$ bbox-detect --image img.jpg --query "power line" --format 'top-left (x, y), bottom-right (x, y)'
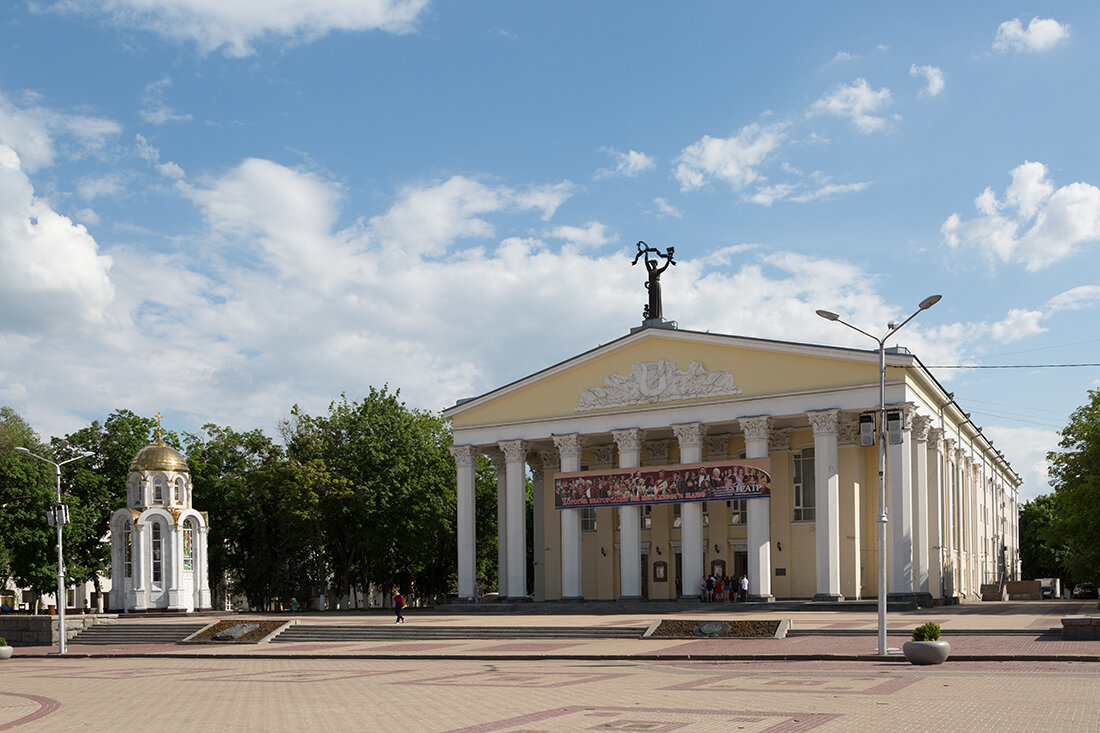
top-left (927, 363), bottom-right (1100, 369)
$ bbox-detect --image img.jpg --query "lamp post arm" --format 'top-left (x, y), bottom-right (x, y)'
top-left (830, 317), bottom-right (883, 346)
top-left (885, 306), bottom-right (927, 340)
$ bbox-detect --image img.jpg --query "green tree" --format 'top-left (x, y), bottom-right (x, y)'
top-left (1018, 494), bottom-right (1065, 581)
top-left (0, 407), bottom-right (54, 606)
top-left (1047, 388), bottom-right (1100, 585)
top-left (474, 454), bottom-right (499, 590)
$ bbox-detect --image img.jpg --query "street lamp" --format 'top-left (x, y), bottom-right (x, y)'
top-left (815, 294), bottom-right (941, 656)
top-left (15, 442), bottom-right (95, 655)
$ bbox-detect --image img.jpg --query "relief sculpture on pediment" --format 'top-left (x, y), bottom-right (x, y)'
top-left (576, 359), bottom-right (741, 411)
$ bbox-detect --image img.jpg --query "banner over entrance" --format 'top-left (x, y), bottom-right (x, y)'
top-left (554, 458), bottom-right (771, 510)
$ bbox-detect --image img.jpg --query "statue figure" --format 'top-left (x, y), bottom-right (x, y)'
top-left (631, 241), bottom-right (675, 321)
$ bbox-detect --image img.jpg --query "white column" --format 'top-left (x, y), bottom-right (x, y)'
top-left (808, 410), bottom-right (842, 601)
top-left (498, 440), bottom-right (528, 600)
top-left (739, 416), bottom-right (774, 601)
top-left (132, 522), bottom-right (147, 610)
top-left (927, 428), bottom-right (944, 600)
top-left (611, 428), bottom-right (644, 599)
top-left (553, 434), bottom-right (584, 600)
top-left (197, 524), bottom-right (211, 609)
top-left (671, 422), bottom-right (706, 600)
top-left (487, 448), bottom-right (508, 598)
top-left (911, 415), bottom-right (931, 598)
top-left (167, 522), bottom-right (184, 611)
top-left (887, 403), bottom-right (914, 598)
top-left (942, 438), bottom-right (956, 598)
top-left (449, 445), bottom-right (477, 601)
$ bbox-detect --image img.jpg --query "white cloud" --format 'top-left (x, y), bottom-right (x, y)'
top-left (650, 197), bottom-right (682, 218)
top-left (1046, 285), bottom-right (1100, 312)
top-left (135, 134), bottom-right (187, 179)
top-left (993, 17), bottom-right (1069, 54)
top-left (0, 91), bottom-right (121, 172)
top-left (595, 148), bottom-right (656, 180)
top-left (943, 161), bottom-right (1100, 271)
top-left (139, 77), bottom-right (192, 125)
top-left (77, 173), bottom-right (127, 200)
top-left (547, 221), bottom-right (613, 249)
top-left (831, 51), bottom-right (857, 63)
top-left (0, 145), bottom-right (115, 333)
top-left (55, 0), bottom-right (432, 56)
top-left (675, 123), bottom-right (785, 191)
top-left (990, 308), bottom-right (1046, 343)
top-left (909, 64), bottom-right (945, 97)
top-left (809, 78), bottom-right (893, 133)
top-left (749, 178), bottom-right (869, 206)
top-left (982, 426), bottom-right (1058, 501)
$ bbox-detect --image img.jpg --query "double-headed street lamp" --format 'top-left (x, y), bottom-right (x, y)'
top-left (815, 294), bottom-right (941, 656)
top-left (15, 442), bottom-right (94, 655)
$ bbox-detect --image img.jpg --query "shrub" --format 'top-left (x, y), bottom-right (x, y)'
top-left (0, 636), bottom-right (7, 647)
top-left (911, 622), bottom-right (941, 642)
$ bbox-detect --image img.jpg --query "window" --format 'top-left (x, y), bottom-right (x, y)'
top-left (151, 522), bottom-right (163, 584)
top-left (581, 507), bottom-right (597, 533)
top-left (702, 502), bottom-right (709, 527)
top-left (672, 504), bottom-right (681, 528)
top-left (641, 505), bottom-right (652, 530)
top-left (793, 447), bottom-right (816, 521)
top-left (183, 521), bottom-right (194, 571)
top-left (123, 523), bottom-right (132, 578)
top-left (729, 499), bottom-right (747, 525)
top-left (153, 477), bottom-right (163, 504)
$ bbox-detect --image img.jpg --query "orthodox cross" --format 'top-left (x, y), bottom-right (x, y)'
top-left (631, 241), bottom-right (675, 321)
top-left (154, 411), bottom-right (163, 442)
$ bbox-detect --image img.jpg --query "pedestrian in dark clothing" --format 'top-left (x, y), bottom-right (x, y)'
top-left (394, 592), bottom-right (406, 623)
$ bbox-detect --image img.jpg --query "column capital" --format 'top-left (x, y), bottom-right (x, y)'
top-left (485, 447), bottom-right (506, 474)
top-left (552, 433), bottom-right (583, 460)
top-left (611, 428), bottom-right (645, 453)
top-left (643, 438), bottom-right (671, 463)
top-left (498, 439), bottom-right (526, 463)
top-left (448, 444), bottom-right (477, 468)
top-left (671, 422), bottom-right (707, 450)
top-left (943, 436), bottom-right (956, 454)
top-left (768, 428), bottom-right (791, 453)
top-left (738, 415), bottom-right (772, 442)
top-left (703, 433), bottom-right (731, 459)
top-left (535, 448), bottom-right (560, 472)
top-left (927, 426), bottom-right (944, 449)
top-left (887, 401), bottom-right (917, 431)
top-left (807, 409), bottom-right (840, 436)
top-left (837, 418), bottom-right (860, 446)
top-left (911, 414), bottom-right (932, 442)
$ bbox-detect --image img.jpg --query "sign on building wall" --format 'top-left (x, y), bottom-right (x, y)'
top-left (554, 458), bottom-right (771, 509)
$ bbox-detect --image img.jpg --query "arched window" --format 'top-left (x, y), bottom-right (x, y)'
top-left (151, 522), bottom-right (163, 584)
top-left (174, 478), bottom-right (186, 506)
top-left (153, 477), bottom-right (163, 504)
top-left (123, 522), bottom-right (133, 578)
top-left (183, 520), bottom-right (194, 571)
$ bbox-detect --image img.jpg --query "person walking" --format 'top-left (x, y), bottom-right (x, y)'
top-left (739, 574), bottom-right (749, 603)
top-left (393, 591), bottom-right (406, 623)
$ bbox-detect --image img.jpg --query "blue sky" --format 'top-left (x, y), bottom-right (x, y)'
top-left (2, 2), bottom-right (1098, 501)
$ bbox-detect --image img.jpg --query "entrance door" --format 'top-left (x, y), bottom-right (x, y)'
top-left (675, 553), bottom-right (683, 598)
top-left (641, 553), bottom-right (649, 600)
top-left (734, 551), bottom-right (748, 580)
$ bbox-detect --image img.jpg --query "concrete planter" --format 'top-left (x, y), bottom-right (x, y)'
top-left (902, 640), bottom-right (950, 665)
top-left (0, 646), bottom-right (13, 660)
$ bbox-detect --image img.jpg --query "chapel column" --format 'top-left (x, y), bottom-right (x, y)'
top-left (486, 448), bottom-right (508, 598)
top-left (808, 409), bottom-right (842, 601)
top-left (553, 434), bottom-right (584, 600)
top-left (197, 523), bottom-right (211, 609)
top-left (927, 427), bottom-right (944, 600)
top-left (910, 415), bottom-right (931, 601)
top-left (167, 522), bottom-right (184, 611)
top-left (449, 444), bottom-right (477, 601)
top-left (887, 403), bottom-right (914, 600)
top-left (612, 428), bottom-right (644, 600)
top-left (738, 416), bottom-right (774, 601)
top-left (132, 522), bottom-right (147, 610)
top-left (671, 422), bottom-right (706, 600)
top-left (498, 439), bottom-right (528, 600)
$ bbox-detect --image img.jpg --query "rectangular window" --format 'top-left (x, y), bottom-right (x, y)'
top-left (151, 523), bottom-right (163, 584)
top-left (729, 499), bottom-right (747, 525)
top-left (641, 505), bottom-right (652, 530)
top-left (123, 526), bottom-right (132, 578)
top-left (183, 525), bottom-right (194, 571)
top-left (672, 504), bottom-right (681, 528)
top-left (793, 446), bottom-right (816, 522)
top-left (702, 502), bottom-right (709, 527)
top-left (581, 507), bottom-right (597, 533)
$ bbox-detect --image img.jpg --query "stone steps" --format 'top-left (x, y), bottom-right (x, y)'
top-left (272, 625), bottom-right (643, 643)
top-left (70, 622), bottom-right (208, 645)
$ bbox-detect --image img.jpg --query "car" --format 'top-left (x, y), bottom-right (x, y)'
top-left (1041, 585), bottom-right (1053, 599)
top-left (1073, 583), bottom-right (1098, 599)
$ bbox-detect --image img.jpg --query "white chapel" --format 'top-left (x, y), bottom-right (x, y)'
top-left (109, 425), bottom-right (211, 612)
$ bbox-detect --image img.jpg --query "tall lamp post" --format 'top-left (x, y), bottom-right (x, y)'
top-left (815, 294), bottom-right (941, 656)
top-left (15, 443), bottom-right (95, 655)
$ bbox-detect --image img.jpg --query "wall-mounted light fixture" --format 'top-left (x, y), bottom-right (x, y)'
top-left (777, 541), bottom-right (782, 551)
top-left (600, 547), bottom-right (607, 557)
top-left (655, 545), bottom-right (662, 555)
top-left (714, 544), bottom-right (720, 554)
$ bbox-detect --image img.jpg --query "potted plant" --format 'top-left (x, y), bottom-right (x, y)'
top-left (0, 636), bottom-right (12, 660)
top-left (902, 621), bottom-right (950, 665)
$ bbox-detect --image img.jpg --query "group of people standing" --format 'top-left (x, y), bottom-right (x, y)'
top-left (701, 573), bottom-right (748, 602)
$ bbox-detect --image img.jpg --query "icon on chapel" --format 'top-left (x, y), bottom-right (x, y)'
top-left (109, 413), bottom-right (211, 612)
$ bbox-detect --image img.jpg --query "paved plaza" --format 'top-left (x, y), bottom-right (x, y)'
top-left (2, 601), bottom-right (1098, 731)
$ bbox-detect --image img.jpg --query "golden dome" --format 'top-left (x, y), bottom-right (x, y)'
top-left (129, 438), bottom-right (190, 474)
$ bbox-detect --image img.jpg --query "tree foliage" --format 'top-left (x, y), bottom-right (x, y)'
top-left (0, 407), bottom-right (54, 598)
top-left (1018, 494), bottom-right (1065, 580)
top-left (1046, 388), bottom-right (1100, 584)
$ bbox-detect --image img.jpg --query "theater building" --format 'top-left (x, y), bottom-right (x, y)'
top-left (444, 323), bottom-right (1020, 605)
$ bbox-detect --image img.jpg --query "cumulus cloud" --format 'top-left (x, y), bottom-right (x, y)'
top-left (809, 78), bottom-right (893, 133)
top-left (51, 0), bottom-right (432, 56)
top-left (909, 64), bottom-right (945, 97)
top-left (650, 197), bottom-right (682, 218)
top-left (993, 17), bottom-right (1069, 54)
top-left (0, 145), bottom-right (114, 333)
top-left (943, 161), bottom-right (1100, 271)
top-left (135, 134), bottom-right (186, 179)
top-left (675, 123), bottom-right (785, 191)
top-left (0, 91), bottom-right (121, 172)
top-left (547, 221), bottom-right (613, 249)
top-left (595, 148), bottom-right (656, 180)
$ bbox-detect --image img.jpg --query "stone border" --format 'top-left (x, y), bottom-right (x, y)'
top-left (182, 618), bottom-right (296, 645)
top-left (1061, 615), bottom-right (1100, 640)
top-left (643, 619), bottom-right (791, 639)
